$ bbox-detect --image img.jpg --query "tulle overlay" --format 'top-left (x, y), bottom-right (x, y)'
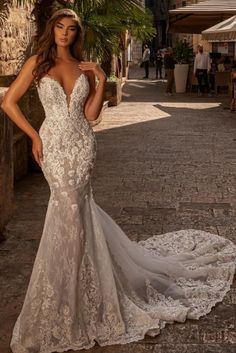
top-left (10, 74), bottom-right (236, 353)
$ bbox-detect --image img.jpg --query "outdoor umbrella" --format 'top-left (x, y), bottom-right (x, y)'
top-left (169, 0), bottom-right (236, 34)
top-left (202, 15), bottom-right (236, 41)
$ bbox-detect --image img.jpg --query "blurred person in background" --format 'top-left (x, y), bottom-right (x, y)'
top-left (194, 44), bottom-right (211, 96)
top-left (164, 47), bottom-right (175, 95)
top-left (155, 49), bottom-right (163, 80)
top-left (142, 44), bottom-right (150, 79)
top-left (230, 61), bottom-right (236, 112)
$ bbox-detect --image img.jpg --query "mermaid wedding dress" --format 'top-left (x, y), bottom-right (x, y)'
top-left (11, 73), bottom-right (236, 353)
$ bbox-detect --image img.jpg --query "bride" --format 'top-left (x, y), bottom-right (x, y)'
top-left (1, 8), bottom-right (236, 353)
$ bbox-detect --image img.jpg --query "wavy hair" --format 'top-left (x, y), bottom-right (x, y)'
top-left (33, 9), bottom-right (84, 84)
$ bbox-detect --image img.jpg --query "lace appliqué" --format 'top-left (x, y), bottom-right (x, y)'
top-left (38, 74), bottom-right (96, 198)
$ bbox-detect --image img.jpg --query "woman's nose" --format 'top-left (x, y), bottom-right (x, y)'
top-left (62, 29), bottom-right (68, 36)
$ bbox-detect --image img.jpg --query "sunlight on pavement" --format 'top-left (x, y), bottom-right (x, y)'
top-left (95, 100), bottom-right (223, 132)
top-left (158, 102), bottom-right (221, 109)
top-left (95, 103), bottom-right (171, 131)
top-left (122, 92), bottom-right (132, 98)
top-left (127, 82), bottom-right (149, 88)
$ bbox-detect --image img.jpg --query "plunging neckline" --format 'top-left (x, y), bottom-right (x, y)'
top-left (41, 73), bottom-right (85, 110)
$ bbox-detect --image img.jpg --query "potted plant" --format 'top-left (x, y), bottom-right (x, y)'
top-left (104, 74), bottom-right (122, 106)
top-left (173, 40), bottom-right (193, 93)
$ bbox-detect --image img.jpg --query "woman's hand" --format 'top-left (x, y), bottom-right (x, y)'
top-left (32, 134), bottom-right (43, 167)
top-left (78, 61), bottom-right (107, 82)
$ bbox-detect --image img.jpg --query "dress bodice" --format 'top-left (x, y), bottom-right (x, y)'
top-left (36, 72), bottom-right (96, 192)
top-left (37, 73), bottom-right (90, 125)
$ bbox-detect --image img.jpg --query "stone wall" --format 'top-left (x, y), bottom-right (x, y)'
top-left (130, 38), bottom-right (143, 64)
top-left (130, 0), bottom-right (144, 64)
top-left (0, 1), bottom-right (34, 75)
top-left (0, 75), bottom-right (45, 179)
top-left (14, 85), bottom-right (45, 177)
top-left (0, 1), bottom-right (35, 182)
top-left (170, 0), bottom-right (199, 9)
top-left (0, 88), bottom-right (13, 241)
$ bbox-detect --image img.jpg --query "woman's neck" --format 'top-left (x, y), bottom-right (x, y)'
top-left (56, 46), bottom-right (74, 61)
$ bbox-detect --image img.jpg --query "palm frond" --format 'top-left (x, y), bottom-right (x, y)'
top-left (9, 0), bottom-right (155, 72)
top-left (16, 0), bottom-right (36, 5)
top-left (0, 0), bottom-right (11, 25)
top-left (72, 0), bottom-right (155, 59)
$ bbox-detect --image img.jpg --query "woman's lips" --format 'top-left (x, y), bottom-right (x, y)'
top-left (59, 38), bottom-right (68, 43)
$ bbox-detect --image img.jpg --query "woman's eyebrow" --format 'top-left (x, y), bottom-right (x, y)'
top-left (57, 21), bottom-right (77, 28)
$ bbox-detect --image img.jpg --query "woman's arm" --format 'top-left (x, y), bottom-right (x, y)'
top-left (1, 55), bottom-right (43, 166)
top-left (78, 62), bottom-right (107, 121)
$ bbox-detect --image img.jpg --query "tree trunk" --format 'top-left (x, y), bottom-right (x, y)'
top-left (101, 49), bottom-right (112, 77)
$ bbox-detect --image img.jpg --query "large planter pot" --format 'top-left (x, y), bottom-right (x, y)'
top-left (104, 79), bottom-right (122, 106)
top-left (174, 64), bottom-right (189, 93)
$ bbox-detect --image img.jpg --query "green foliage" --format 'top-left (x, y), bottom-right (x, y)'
top-left (1, 0), bottom-right (156, 72)
top-left (124, 8), bottom-right (156, 42)
top-left (12, 0), bottom-right (156, 61)
top-left (64, 0), bottom-right (157, 60)
top-left (107, 74), bottom-right (119, 82)
top-left (173, 40), bottom-right (193, 64)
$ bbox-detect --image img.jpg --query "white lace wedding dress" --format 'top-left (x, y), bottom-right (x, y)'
top-left (11, 73), bottom-right (236, 353)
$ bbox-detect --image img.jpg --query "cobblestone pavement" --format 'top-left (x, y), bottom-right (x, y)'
top-left (1, 66), bottom-right (236, 353)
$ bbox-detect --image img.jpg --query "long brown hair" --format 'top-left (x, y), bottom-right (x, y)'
top-left (33, 9), bottom-right (84, 84)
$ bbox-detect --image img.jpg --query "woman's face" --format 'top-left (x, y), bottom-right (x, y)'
top-left (54, 17), bottom-right (78, 47)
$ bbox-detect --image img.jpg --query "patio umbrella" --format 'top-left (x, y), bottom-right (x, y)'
top-left (202, 15), bottom-right (236, 41)
top-left (169, 0), bottom-right (236, 34)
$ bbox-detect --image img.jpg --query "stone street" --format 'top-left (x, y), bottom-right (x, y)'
top-left (0, 67), bottom-right (236, 353)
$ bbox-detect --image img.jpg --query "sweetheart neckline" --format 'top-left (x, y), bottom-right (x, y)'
top-left (41, 73), bottom-right (85, 95)
top-left (40, 73), bottom-right (86, 110)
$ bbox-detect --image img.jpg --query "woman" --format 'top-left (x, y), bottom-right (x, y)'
top-left (2, 9), bottom-right (236, 353)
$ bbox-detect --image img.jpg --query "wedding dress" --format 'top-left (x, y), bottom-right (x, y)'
top-left (11, 73), bottom-right (236, 353)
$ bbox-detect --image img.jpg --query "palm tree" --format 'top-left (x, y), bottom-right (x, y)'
top-left (6, 0), bottom-right (156, 75)
top-left (72, 0), bottom-right (156, 60)
top-left (60, 0), bottom-right (156, 74)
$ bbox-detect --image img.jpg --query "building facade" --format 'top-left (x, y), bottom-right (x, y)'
top-left (169, 0), bottom-right (211, 52)
top-left (145, 0), bottom-right (170, 49)
top-left (144, 0), bottom-right (196, 49)
top-left (144, 0), bottom-right (212, 56)
top-left (129, 0), bottom-right (146, 64)
top-left (170, 0), bottom-right (199, 9)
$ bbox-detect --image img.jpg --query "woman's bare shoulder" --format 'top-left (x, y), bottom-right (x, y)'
top-left (18, 55), bottom-right (40, 79)
top-left (24, 55), bottom-right (39, 68)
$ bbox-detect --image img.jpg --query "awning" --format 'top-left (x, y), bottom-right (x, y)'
top-left (169, 0), bottom-right (236, 34)
top-left (202, 15), bottom-right (236, 41)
